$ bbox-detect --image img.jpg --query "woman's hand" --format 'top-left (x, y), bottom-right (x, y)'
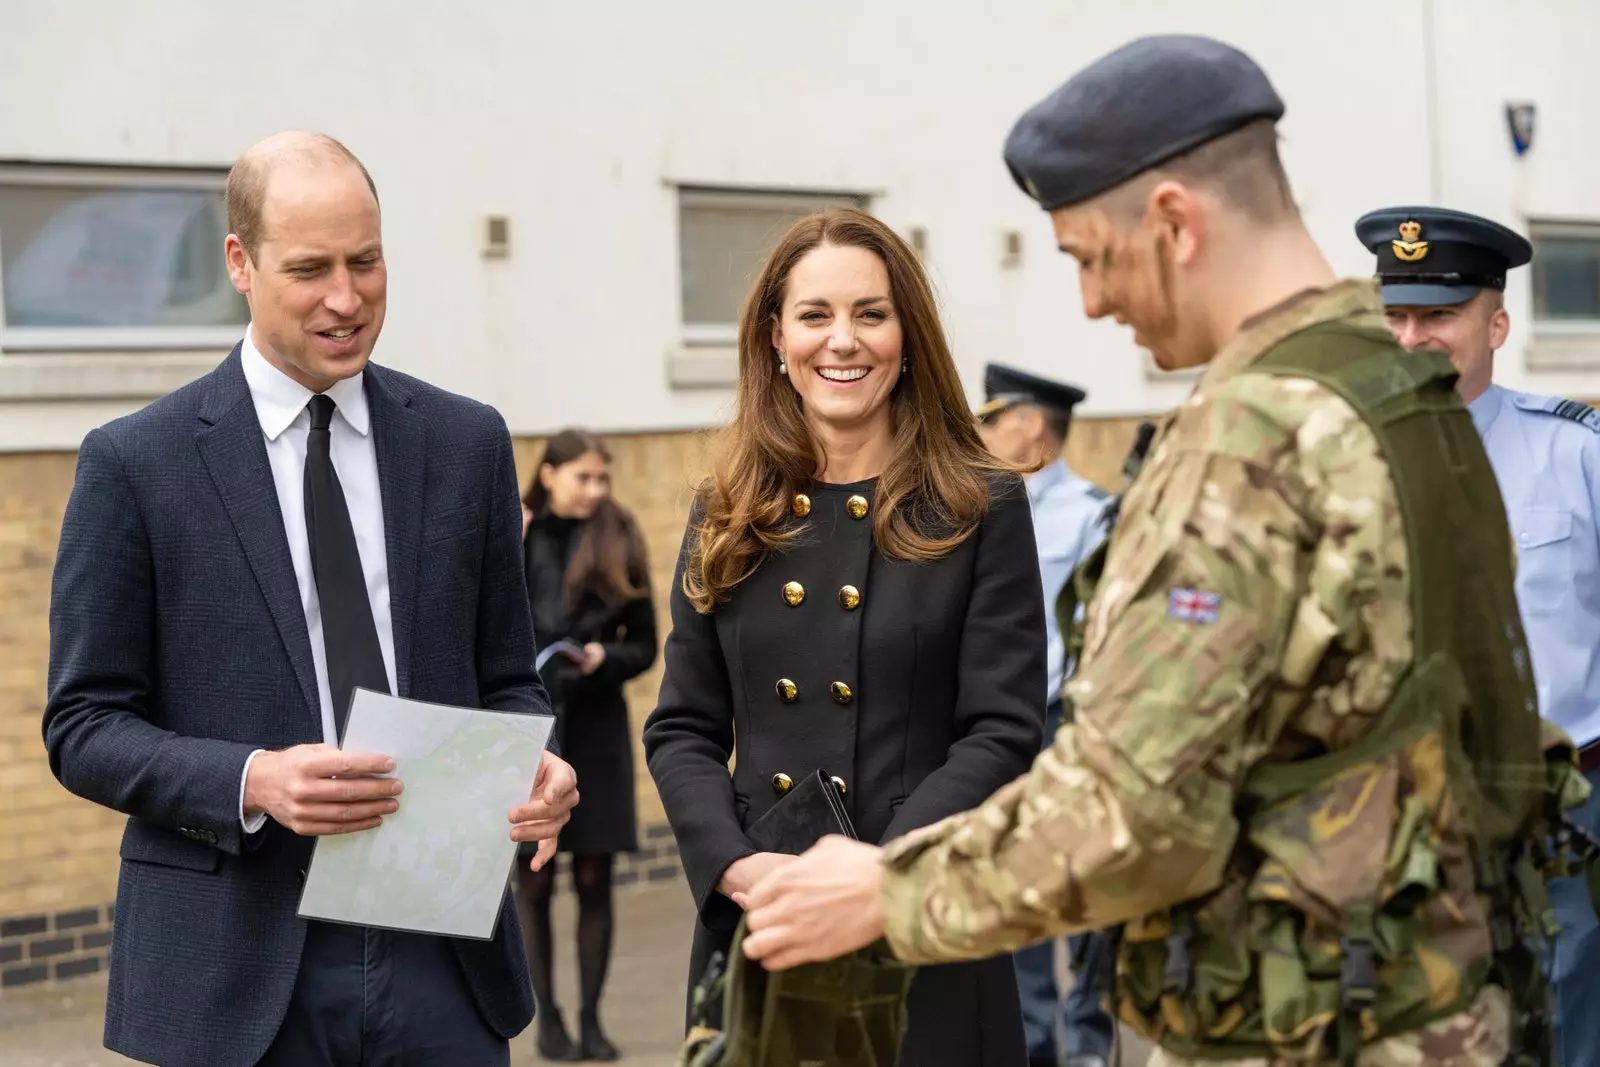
top-left (576, 642), bottom-right (607, 676)
top-left (716, 851), bottom-right (796, 909)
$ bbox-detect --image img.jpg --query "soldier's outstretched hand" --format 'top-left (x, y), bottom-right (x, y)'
top-left (741, 835), bottom-right (886, 970)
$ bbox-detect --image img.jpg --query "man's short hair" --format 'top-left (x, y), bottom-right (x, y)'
top-left (1102, 118), bottom-right (1297, 225)
top-left (226, 133), bottom-right (379, 259)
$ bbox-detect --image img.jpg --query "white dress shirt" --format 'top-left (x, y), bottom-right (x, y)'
top-left (237, 327), bottom-right (399, 831)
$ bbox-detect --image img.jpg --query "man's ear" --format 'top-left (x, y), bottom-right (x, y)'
top-left (1487, 299), bottom-right (1511, 352)
top-left (1146, 179), bottom-right (1204, 267)
top-left (225, 234), bottom-right (253, 297)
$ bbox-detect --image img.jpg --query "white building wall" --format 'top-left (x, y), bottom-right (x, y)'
top-left (1, 0), bottom-right (1598, 449)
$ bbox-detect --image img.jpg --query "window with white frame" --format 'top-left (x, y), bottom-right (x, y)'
top-left (1532, 223), bottom-right (1600, 326)
top-left (0, 163), bottom-right (248, 353)
top-left (676, 187), bottom-right (869, 349)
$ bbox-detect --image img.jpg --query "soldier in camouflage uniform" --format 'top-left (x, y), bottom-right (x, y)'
top-left (741, 33), bottom-right (1589, 1067)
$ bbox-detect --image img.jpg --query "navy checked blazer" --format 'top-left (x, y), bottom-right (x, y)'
top-left (43, 347), bottom-right (550, 1067)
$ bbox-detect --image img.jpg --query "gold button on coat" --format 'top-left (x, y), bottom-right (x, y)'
top-left (782, 581), bottom-right (806, 607)
top-left (830, 775), bottom-right (847, 795)
top-left (772, 772), bottom-right (794, 796)
top-left (838, 585), bottom-right (861, 611)
top-left (775, 678), bottom-right (799, 703)
top-left (830, 681), bottom-right (853, 704)
top-left (791, 493), bottom-right (812, 518)
top-left (846, 494), bottom-right (869, 520)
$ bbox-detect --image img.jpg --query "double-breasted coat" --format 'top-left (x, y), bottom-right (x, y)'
top-left (523, 511), bottom-right (657, 855)
top-left (643, 474), bottom-right (1047, 1066)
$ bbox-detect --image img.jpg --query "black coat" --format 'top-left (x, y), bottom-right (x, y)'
top-left (643, 474), bottom-right (1047, 1066)
top-left (524, 511), bottom-right (657, 855)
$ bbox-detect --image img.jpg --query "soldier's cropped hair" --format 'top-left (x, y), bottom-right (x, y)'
top-left (1103, 118), bottom-right (1298, 226)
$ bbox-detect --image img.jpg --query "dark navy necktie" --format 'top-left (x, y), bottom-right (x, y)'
top-left (304, 393), bottom-right (390, 739)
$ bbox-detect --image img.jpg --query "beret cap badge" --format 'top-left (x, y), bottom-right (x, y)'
top-left (1393, 219), bottom-right (1429, 262)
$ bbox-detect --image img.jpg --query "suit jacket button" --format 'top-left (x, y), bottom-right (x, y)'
top-left (201, 830), bottom-right (218, 845)
top-left (791, 493), bottom-right (812, 518)
top-left (830, 681), bottom-right (853, 705)
top-left (846, 495), bottom-right (869, 520)
top-left (838, 585), bottom-right (861, 611)
top-left (772, 772), bottom-right (793, 796)
top-left (775, 678), bottom-right (799, 703)
top-left (782, 581), bottom-right (806, 607)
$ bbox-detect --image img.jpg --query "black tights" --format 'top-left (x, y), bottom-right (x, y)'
top-left (514, 853), bottom-right (615, 1028)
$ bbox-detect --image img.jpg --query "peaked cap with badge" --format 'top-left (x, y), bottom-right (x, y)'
top-left (1355, 206), bottom-right (1532, 308)
top-left (976, 363), bottom-right (1087, 426)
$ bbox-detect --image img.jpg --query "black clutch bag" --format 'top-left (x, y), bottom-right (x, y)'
top-left (745, 769), bottom-right (857, 855)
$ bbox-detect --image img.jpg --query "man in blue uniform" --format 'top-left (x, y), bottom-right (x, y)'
top-left (1357, 205), bottom-right (1600, 1067)
top-left (977, 363), bottom-right (1113, 1067)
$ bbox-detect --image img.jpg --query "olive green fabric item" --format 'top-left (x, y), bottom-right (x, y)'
top-left (674, 918), bottom-right (919, 1067)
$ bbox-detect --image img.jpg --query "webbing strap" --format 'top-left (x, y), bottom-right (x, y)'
top-left (1242, 653), bottom-right (1465, 807)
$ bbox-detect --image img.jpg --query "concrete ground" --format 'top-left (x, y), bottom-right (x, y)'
top-left (0, 881), bottom-right (1151, 1066)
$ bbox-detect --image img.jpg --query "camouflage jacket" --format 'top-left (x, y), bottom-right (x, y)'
top-left (878, 280), bottom-right (1509, 1065)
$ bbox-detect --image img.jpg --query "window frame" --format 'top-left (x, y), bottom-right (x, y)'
top-left (0, 161), bottom-right (246, 352)
top-left (1525, 218), bottom-right (1600, 371)
top-left (1529, 219), bottom-right (1600, 331)
top-left (0, 160), bottom-right (242, 402)
top-left (668, 183), bottom-right (872, 388)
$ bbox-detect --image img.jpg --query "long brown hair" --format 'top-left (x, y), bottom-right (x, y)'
top-left (523, 429), bottom-right (648, 607)
top-left (683, 207), bottom-right (1009, 614)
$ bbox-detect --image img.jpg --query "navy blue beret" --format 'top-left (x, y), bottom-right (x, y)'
top-left (976, 363), bottom-right (1087, 422)
top-left (1004, 34), bottom-right (1286, 211)
top-left (1354, 206), bottom-right (1532, 307)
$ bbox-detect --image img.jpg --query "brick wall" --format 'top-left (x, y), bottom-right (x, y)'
top-left (0, 416), bottom-right (1148, 993)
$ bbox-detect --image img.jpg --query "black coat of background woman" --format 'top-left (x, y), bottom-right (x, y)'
top-left (514, 429), bottom-right (657, 1062)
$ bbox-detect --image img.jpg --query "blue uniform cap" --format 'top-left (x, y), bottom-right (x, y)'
top-left (1003, 34), bottom-right (1286, 212)
top-left (1354, 206), bottom-right (1532, 308)
top-left (977, 363), bottom-right (1087, 424)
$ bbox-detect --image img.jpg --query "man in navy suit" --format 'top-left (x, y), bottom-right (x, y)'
top-left (43, 130), bottom-right (578, 1067)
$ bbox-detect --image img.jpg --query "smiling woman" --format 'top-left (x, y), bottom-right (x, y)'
top-left (644, 207), bottom-right (1046, 1065)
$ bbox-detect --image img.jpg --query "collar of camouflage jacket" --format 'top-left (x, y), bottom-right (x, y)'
top-left (1198, 278), bottom-right (1386, 393)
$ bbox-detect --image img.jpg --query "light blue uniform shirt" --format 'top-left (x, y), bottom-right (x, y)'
top-left (1469, 383), bottom-right (1600, 747)
top-left (1025, 459), bottom-right (1111, 706)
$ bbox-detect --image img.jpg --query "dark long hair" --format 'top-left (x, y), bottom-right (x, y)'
top-left (523, 429), bottom-right (648, 607)
top-left (683, 207), bottom-right (1008, 614)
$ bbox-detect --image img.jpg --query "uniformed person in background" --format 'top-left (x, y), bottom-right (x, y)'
top-left (1358, 205), bottom-right (1600, 1067)
top-left (977, 364), bottom-right (1115, 1067)
top-left (739, 33), bottom-right (1583, 1067)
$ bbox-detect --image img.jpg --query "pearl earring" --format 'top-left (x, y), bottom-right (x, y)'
top-left (777, 353), bottom-right (788, 375)
top-left (901, 356), bottom-right (909, 374)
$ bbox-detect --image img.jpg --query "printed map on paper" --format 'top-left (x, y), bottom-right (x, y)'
top-left (298, 689), bottom-right (555, 939)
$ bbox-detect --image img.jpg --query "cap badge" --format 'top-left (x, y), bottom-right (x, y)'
top-left (1392, 220), bottom-right (1429, 262)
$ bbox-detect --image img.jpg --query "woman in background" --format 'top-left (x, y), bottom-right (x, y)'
top-left (515, 429), bottom-right (657, 1062)
top-left (644, 208), bottom-right (1045, 1065)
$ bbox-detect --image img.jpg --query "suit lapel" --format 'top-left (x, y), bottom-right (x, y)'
top-left (195, 347), bottom-right (321, 726)
top-left (366, 364), bottom-right (425, 697)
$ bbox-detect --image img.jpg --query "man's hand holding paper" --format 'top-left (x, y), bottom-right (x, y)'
top-left (297, 689), bottom-right (565, 939)
top-left (244, 744), bottom-right (404, 836)
top-left (510, 750), bottom-right (579, 871)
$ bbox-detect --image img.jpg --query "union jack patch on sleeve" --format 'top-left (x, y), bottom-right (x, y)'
top-left (1167, 588), bottom-right (1221, 625)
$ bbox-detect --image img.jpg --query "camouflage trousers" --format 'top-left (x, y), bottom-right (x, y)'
top-left (1148, 985), bottom-right (1508, 1067)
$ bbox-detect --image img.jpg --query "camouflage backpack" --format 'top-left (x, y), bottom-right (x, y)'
top-left (1063, 327), bottom-right (1593, 1066)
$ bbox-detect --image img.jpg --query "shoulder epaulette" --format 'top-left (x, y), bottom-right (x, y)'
top-left (1511, 391), bottom-right (1600, 433)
